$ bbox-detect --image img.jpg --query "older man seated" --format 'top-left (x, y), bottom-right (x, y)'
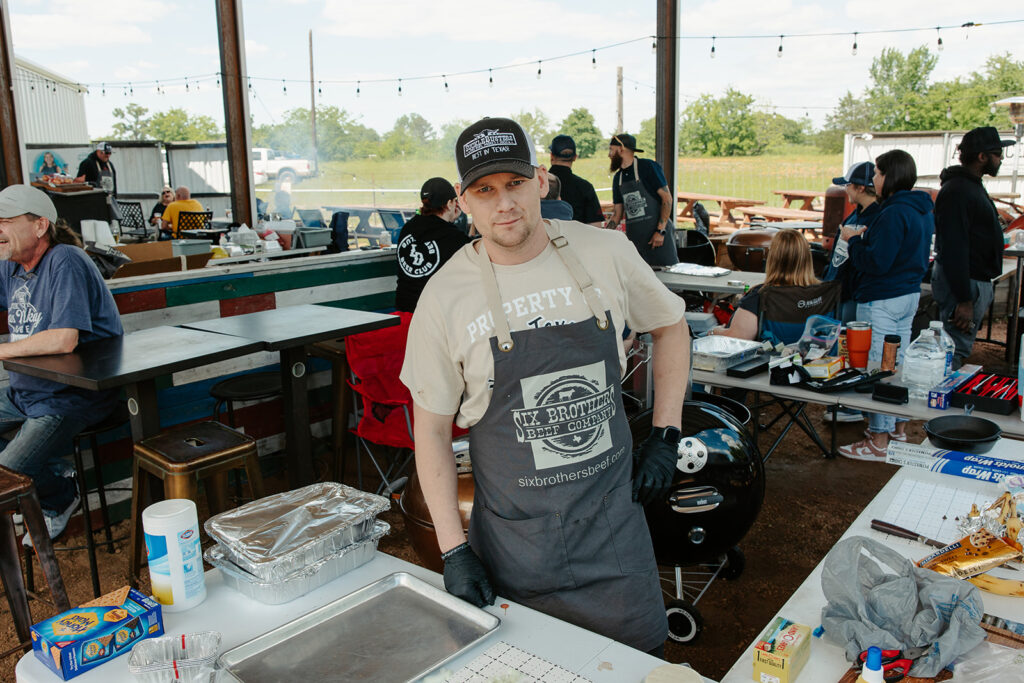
top-left (0, 185), bottom-right (124, 545)
top-left (160, 186), bottom-right (204, 239)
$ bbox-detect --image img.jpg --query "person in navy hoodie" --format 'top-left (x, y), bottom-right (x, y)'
top-left (837, 150), bottom-right (934, 461)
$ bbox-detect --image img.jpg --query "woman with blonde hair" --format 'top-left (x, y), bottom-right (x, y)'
top-left (709, 229), bottom-right (817, 341)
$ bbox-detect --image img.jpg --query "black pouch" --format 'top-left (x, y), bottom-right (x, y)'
top-left (872, 382), bottom-right (909, 405)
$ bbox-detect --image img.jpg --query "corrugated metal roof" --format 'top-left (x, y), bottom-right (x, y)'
top-left (12, 57), bottom-right (89, 146)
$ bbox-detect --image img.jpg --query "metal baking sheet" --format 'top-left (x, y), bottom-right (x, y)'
top-left (218, 572), bottom-right (500, 682)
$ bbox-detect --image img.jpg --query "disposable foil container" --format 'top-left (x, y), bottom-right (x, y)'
top-left (691, 335), bottom-right (766, 372)
top-left (205, 482), bottom-right (389, 582)
top-left (127, 631), bottom-right (221, 683)
top-left (205, 521), bottom-right (389, 604)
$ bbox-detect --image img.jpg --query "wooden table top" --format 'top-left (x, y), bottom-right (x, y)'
top-left (1, 326), bottom-right (265, 391)
top-left (181, 304), bottom-right (399, 351)
top-left (676, 192), bottom-right (765, 206)
top-left (772, 189), bottom-right (825, 198)
top-left (737, 205), bottom-right (823, 222)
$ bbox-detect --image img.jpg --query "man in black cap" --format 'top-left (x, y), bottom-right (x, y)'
top-left (401, 117), bottom-right (688, 657)
top-left (605, 134), bottom-right (677, 266)
top-left (547, 135), bottom-right (604, 226)
top-left (394, 177), bottom-right (469, 312)
top-left (76, 142), bottom-right (117, 194)
top-left (933, 126), bottom-right (1016, 367)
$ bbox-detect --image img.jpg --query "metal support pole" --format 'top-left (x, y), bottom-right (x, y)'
top-left (655, 0), bottom-right (681, 196)
top-left (216, 0), bottom-right (256, 227)
top-left (0, 0), bottom-right (24, 186)
top-left (309, 30), bottom-right (318, 177)
top-left (616, 66), bottom-right (623, 134)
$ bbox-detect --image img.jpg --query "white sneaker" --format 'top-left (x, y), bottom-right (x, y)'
top-left (825, 406), bottom-right (864, 423)
top-left (22, 493), bottom-right (81, 548)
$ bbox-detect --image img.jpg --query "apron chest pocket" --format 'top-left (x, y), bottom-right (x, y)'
top-left (472, 504), bottom-right (577, 599)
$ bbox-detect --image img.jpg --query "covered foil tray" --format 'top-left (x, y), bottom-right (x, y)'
top-left (205, 482), bottom-right (389, 582)
top-left (127, 631), bottom-right (220, 683)
top-left (691, 335), bottom-right (766, 372)
top-left (218, 572), bottom-right (500, 683)
top-left (205, 521), bottom-right (389, 604)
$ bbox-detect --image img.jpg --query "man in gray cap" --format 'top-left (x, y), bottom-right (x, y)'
top-left (76, 142), bottom-right (117, 194)
top-left (933, 126), bottom-right (1017, 367)
top-left (0, 185), bottom-right (123, 545)
top-left (547, 135), bottom-right (604, 226)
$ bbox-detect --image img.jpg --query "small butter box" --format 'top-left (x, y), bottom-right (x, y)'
top-left (804, 357), bottom-right (843, 380)
top-left (752, 617), bottom-right (810, 683)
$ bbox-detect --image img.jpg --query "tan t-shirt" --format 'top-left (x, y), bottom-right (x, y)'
top-left (400, 219), bottom-right (685, 428)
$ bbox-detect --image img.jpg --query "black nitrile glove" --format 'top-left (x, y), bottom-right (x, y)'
top-left (442, 542), bottom-right (495, 607)
top-left (632, 431), bottom-right (679, 505)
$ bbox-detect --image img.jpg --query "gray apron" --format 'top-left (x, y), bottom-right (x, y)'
top-left (467, 222), bottom-right (667, 651)
top-left (618, 158), bottom-right (677, 266)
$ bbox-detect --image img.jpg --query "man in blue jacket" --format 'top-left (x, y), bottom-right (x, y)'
top-left (933, 126), bottom-right (1016, 368)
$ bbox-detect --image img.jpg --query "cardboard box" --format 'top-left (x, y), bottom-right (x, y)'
top-left (31, 586), bottom-right (163, 680)
top-left (928, 364), bottom-right (981, 410)
top-left (804, 356), bottom-right (843, 380)
top-left (752, 617), bottom-right (810, 683)
top-left (112, 241), bottom-right (212, 278)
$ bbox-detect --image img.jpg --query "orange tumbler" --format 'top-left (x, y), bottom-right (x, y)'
top-left (846, 321), bottom-right (872, 370)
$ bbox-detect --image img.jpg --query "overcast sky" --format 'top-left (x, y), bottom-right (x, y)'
top-left (8, 0), bottom-right (1023, 141)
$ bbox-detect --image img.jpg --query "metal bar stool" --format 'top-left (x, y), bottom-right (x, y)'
top-left (128, 421), bottom-right (264, 586)
top-left (0, 465), bottom-right (71, 655)
top-left (210, 371), bottom-right (282, 497)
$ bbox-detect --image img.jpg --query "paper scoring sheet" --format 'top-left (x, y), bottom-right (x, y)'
top-left (446, 641), bottom-right (592, 683)
top-left (881, 479), bottom-right (998, 545)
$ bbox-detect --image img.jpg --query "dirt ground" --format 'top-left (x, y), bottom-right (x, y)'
top-left (1, 325), bottom-right (1015, 681)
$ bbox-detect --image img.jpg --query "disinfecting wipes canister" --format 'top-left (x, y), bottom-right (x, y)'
top-left (142, 499), bottom-right (206, 612)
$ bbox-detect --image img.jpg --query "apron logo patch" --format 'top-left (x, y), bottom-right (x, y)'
top-left (512, 361), bottom-right (616, 469)
top-left (623, 190), bottom-right (646, 219)
top-left (398, 235), bottom-right (440, 278)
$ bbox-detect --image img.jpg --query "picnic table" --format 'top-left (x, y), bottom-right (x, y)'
top-left (772, 189), bottom-right (825, 210)
top-left (677, 192), bottom-right (765, 228)
top-left (736, 205), bottom-right (822, 225)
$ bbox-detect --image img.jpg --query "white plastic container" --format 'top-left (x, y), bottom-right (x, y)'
top-left (928, 320), bottom-right (955, 376)
top-left (143, 499), bottom-right (207, 612)
top-left (901, 329), bottom-right (946, 401)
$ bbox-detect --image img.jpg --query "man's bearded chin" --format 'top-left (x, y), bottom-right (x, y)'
top-left (609, 152), bottom-right (623, 173)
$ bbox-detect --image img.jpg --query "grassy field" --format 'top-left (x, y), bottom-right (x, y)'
top-left (259, 152), bottom-right (844, 212)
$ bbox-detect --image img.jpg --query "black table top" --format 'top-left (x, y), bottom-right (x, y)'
top-left (1, 326), bottom-right (265, 391)
top-left (179, 304), bottom-right (399, 350)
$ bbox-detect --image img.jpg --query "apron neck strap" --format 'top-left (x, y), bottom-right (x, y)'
top-left (474, 222), bottom-right (609, 353)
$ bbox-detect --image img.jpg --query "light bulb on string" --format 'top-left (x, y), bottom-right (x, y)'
top-left (537, 61), bottom-right (542, 80)
top-left (398, 78), bottom-right (403, 96)
top-left (356, 81), bottom-right (361, 98)
top-left (488, 68), bottom-right (493, 88)
top-left (129, 83), bottom-right (133, 96)
top-left (282, 79), bottom-right (287, 95)
top-left (936, 27), bottom-right (943, 51)
top-left (946, 106), bottom-right (952, 119)
top-left (443, 75), bottom-right (449, 92)
top-left (592, 50), bottom-right (596, 70)
top-left (904, 111), bottom-right (911, 123)
top-left (777, 36), bottom-right (783, 58)
top-left (651, 37), bottom-right (657, 54)
top-left (710, 37), bottom-right (716, 59)
top-left (101, 83), bottom-right (105, 96)
top-left (851, 33), bottom-right (858, 56)
top-left (216, 74), bottom-right (221, 89)
top-left (317, 81), bottom-right (322, 96)
top-left (990, 104), bottom-right (997, 115)
top-left (185, 79), bottom-right (189, 93)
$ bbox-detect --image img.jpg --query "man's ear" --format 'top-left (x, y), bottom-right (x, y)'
top-left (536, 166), bottom-right (549, 199)
top-left (455, 183), bottom-right (471, 214)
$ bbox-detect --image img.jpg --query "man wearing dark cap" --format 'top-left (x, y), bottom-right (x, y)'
top-left (401, 117), bottom-right (688, 656)
top-left (547, 134), bottom-right (604, 226)
top-left (394, 177), bottom-right (470, 312)
top-left (0, 185), bottom-right (123, 546)
top-left (933, 126), bottom-right (1017, 367)
top-left (76, 142), bottom-right (117, 194)
top-left (605, 134), bottom-right (677, 266)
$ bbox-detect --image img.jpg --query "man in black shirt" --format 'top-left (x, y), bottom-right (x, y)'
top-left (395, 177), bottom-right (471, 312)
top-left (547, 135), bottom-right (604, 226)
top-left (76, 142), bottom-right (116, 194)
top-left (933, 126), bottom-right (1016, 368)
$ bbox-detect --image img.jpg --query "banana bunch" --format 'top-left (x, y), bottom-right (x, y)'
top-left (967, 492), bottom-right (1024, 597)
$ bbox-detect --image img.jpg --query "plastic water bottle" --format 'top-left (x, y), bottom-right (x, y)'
top-left (901, 329), bottom-right (946, 401)
top-left (928, 321), bottom-right (955, 376)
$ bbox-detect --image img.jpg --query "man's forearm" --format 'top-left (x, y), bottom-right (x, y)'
top-left (605, 206), bottom-right (624, 229)
top-left (412, 403), bottom-right (465, 552)
top-left (0, 328), bottom-right (79, 360)
top-left (649, 318), bottom-right (689, 429)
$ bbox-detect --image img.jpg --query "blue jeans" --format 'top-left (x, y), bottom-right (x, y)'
top-left (857, 293), bottom-right (919, 435)
top-left (0, 391), bottom-right (91, 512)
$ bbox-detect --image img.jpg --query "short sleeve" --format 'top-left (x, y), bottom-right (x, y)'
top-left (641, 159), bottom-right (668, 197)
top-left (400, 290), bottom-right (466, 416)
top-left (611, 172), bottom-right (622, 205)
top-left (616, 236), bottom-right (686, 332)
top-left (736, 286), bottom-right (761, 315)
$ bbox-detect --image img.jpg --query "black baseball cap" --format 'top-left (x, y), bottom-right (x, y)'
top-left (832, 161), bottom-right (875, 187)
top-left (455, 117), bottom-right (537, 194)
top-left (420, 177), bottom-right (456, 208)
top-left (959, 126), bottom-right (1015, 155)
top-left (609, 133), bottom-right (643, 153)
top-left (549, 134), bottom-right (576, 159)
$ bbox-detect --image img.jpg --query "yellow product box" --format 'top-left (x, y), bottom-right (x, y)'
top-left (752, 617), bottom-right (810, 683)
top-left (804, 356), bottom-right (843, 380)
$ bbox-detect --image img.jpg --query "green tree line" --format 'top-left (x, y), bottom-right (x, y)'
top-left (107, 48), bottom-right (1023, 159)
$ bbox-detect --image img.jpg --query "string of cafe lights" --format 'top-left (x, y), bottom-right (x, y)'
top-left (11, 18), bottom-right (1024, 100)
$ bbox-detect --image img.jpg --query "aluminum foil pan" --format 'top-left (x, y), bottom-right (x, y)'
top-left (205, 483), bottom-right (390, 582)
top-left (205, 521), bottom-right (389, 605)
top-left (128, 631), bottom-right (221, 683)
top-left (691, 335), bottom-right (767, 372)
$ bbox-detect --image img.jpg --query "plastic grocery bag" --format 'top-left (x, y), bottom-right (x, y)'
top-left (820, 536), bottom-right (986, 677)
top-left (950, 641), bottom-right (1024, 682)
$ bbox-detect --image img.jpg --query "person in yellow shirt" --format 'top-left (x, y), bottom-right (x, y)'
top-left (160, 186), bottom-right (204, 239)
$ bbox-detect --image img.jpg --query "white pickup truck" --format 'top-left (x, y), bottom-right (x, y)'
top-left (251, 148), bottom-right (314, 183)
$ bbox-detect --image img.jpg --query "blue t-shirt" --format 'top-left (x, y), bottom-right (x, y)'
top-left (1, 244), bottom-right (124, 421)
top-left (611, 158), bottom-right (669, 208)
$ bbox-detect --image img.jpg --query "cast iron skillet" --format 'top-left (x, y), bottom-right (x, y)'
top-left (924, 414), bottom-right (1001, 454)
